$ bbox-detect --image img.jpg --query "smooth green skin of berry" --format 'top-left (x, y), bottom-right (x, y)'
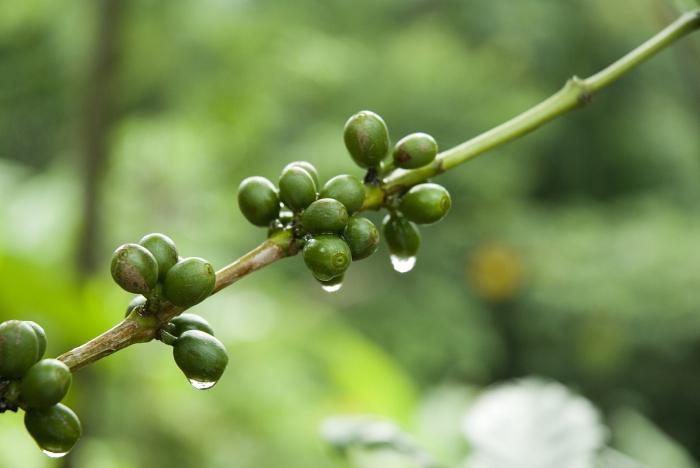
top-left (110, 243), bottom-right (159, 294)
top-left (24, 403), bottom-right (81, 455)
top-left (283, 161), bottom-right (319, 187)
top-left (343, 110), bottom-right (390, 168)
top-left (139, 233), bottom-right (178, 280)
top-left (342, 216), bottom-right (380, 260)
top-left (170, 313), bottom-right (214, 337)
top-left (320, 175), bottom-right (365, 214)
top-left (398, 183), bottom-right (452, 225)
top-left (382, 214), bottom-right (421, 258)
top-left (20, 359), bottom-right (72, 409)
top-left (392, 132), bottom-right (438, 169)
top-left (237, 176), bottom-right (281, 227)
top-left (0, 320), bottom-right (39, 379)
top-left (301, 198), bottom-right (349, 234)
top-left (302, 235), bottom-right (352, 282)
top-left (173, 330), bottom-right (228, 385)
top-left (279, 166), bottom-right (317, 212)
top-left (25, 321), bottom-right (47, 361)
top-left (163, 257), bottom-right (216, 307)
top-left (125, 295), bottom-right (147, 318)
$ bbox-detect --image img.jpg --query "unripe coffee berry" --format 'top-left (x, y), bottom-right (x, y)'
top-left (382, 213), bottom-right (421, 259)
top-left (169, 313), bottom-right (214, 337)
top-left (392, 132), bottom-right (438, 169)
top-left (20, 359), bottom-right (72, 408)
top-left (110, 244), bottom-right (159, 294)
top-left (24, 403), bottom-right (82, 456)
top-left (344, 111), bottom-right (390, 168)
top-left (399, 183), bottom-right (451, 224)
top-left (139, 233), bottom-right (178, 280)
top-left (342, 216), bottom-right (380, 260)
top-left (0, 320), bottom-right (40, 379)
top-left (173, 330), bottom-right (228, 387)
top-left (163, 257), bottom-right (216, 307)
top-left (302, 235), bottom-right (352, 281)
top-left (25, 321), bottom-right (47, 361)
top-left (279, 166), bottom-right (317, 212)
top-left (302, 198), bottom-right (349, 234)
top-left (283, 161), bottom-right (319, 188)
top-left (125, 295), bottom-right (147, 317)
top-left (237, 176), bottom-right (281, 227)
top-left (320, 175), bottom-right (365, 214)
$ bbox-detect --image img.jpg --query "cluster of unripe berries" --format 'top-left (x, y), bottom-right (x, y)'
top-left (0, 320), bottom-right (80, 456)
top-left (112, 233), bottom-right (216, 309)
top-left (114, 234), bottom-right (228, 389)
top-left (237, 110), bottom-right (452, 280)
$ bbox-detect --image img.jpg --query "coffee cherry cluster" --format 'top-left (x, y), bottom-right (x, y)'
top-left (238, 110), bottom-right (451, 281)
top-left (158, 313), bottom-right (228, 390)
top-left (344, 111), bottom-right (451, 270)
top-left (0, 320), bottom-right (81, 457)
top-left (238, 161), bottom-right (380, 289)
top-left (112, 233), bottom-right (216, 311)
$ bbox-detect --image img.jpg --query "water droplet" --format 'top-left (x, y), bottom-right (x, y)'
top-left (188, 378), bottom-right (217, 390)
top-left (390, 255), bottom-right (416, 273)
top-left (321, 282), bottom-right (343, 293)
top-left (42, 450), bottom-right (68, 458)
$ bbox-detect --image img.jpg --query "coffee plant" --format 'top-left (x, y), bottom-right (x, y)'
top-left (0, 9), bottom-right (698, 459)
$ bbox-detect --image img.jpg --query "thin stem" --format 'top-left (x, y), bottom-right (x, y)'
top-left (368, 9), bottom-right (700, 202)
top-left (54, 9), bottom-right (700, 372)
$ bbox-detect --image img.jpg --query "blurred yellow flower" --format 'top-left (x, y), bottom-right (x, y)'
top-left (467, 243), bottom-right (524, 302)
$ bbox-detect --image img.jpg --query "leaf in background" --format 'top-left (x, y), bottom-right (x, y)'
top-left (462, 377), bottom-right (607, 468)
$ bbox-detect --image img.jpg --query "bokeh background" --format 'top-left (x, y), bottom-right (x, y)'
top-left (1, 0), bottom-right (700, 467)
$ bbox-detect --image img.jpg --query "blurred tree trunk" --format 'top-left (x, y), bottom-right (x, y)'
top-left (64, 2), bottom-right (126, 467)
top-left (76, 0), bottom-right (125, 276)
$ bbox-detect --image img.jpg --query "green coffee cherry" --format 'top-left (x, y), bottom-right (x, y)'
top-left (170, 313), bottom-right (214, 337)
top-left (302, 235), bottom-right (352, 281)
top-left (25, 321), bottom-right (47, 361)
top-left (163, 257), bottom-right (216, 307)
top-left (342, 216), bottom-right (380, 260)
top-left (24, 403), bottom-right (81, 456)
top-left (0, 320), bottom-right (39, 379)
top-left (399, 183), bottom-right (451, 224)
top-left (20, 359), bottom-right (71, 409)
top-left (237, 176), bottom-right (281, 227)
top-left (279, 166), bottom-right (317, 212)
top-left (302, 198), bottom-right (349, 234)
top-left (343, 110), bottom-right (390, 168)
top-left (173, 330), bottom-right (228, 388)
top-left (382, 213), bottom-right (421, 259)
top-left (392, 132), bottom-right (438, 169)
top-left (139, 233), bottom-right (178, 280)
top-left (110, 243), bottom-right (159, 294)
top-left (125, 295), bottom-right (147, 317)
top-left (283, 161), bottom-right (319, 187)
top-left (320, 175), bottom-right (365, 214)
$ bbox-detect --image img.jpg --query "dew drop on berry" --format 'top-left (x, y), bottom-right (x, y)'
top-left (321, 282), bottom-right (343, 293)
top-left (390, 255), bottom-right (416, 273)
top-left (42, 450), bottom-right (69, 459)
top-left (188, 378), bottom-right (217, 390)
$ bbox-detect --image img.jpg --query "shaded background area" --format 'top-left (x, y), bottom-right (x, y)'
top-left (1, 0), bottom-right (700, 466)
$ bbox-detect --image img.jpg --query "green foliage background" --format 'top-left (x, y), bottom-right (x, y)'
top-left (1, 0), bottom-right (699, 466)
